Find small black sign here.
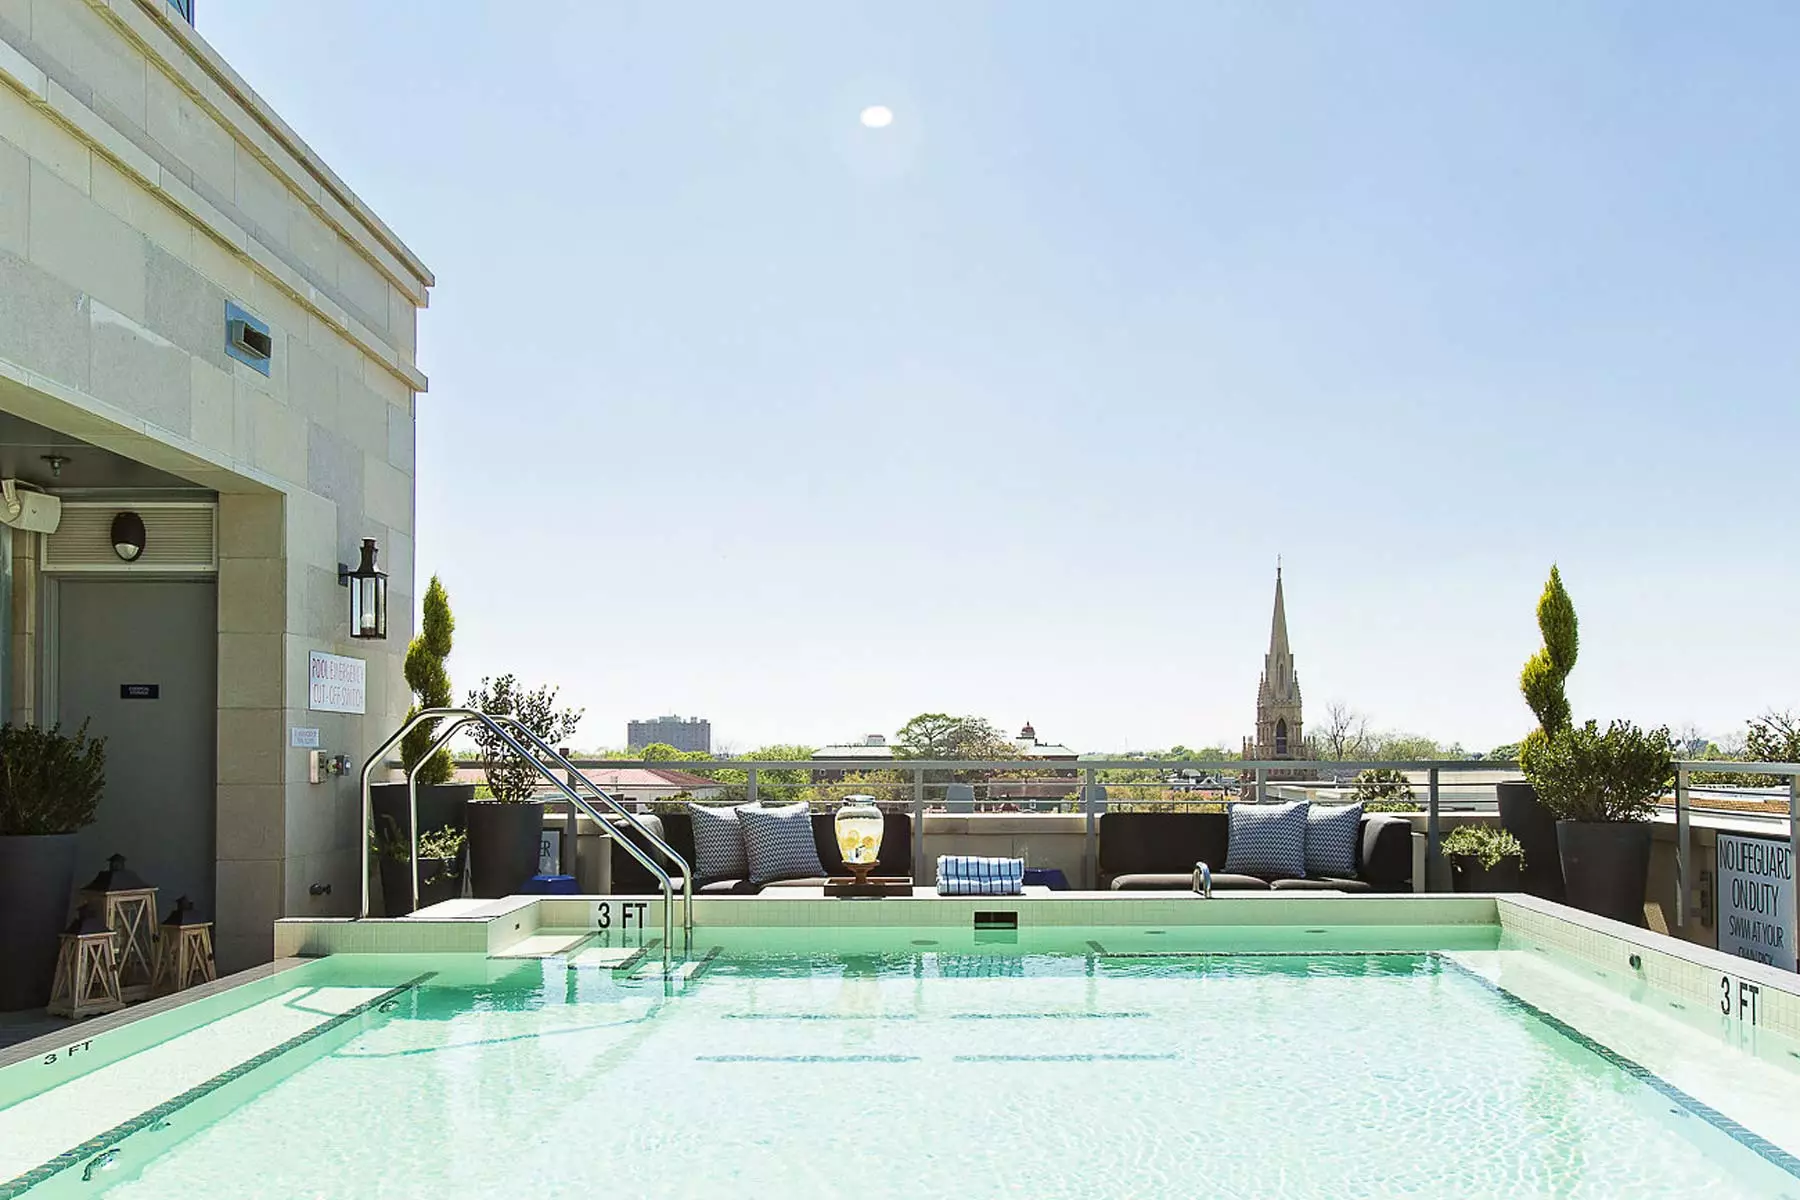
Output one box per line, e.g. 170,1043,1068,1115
120,684,159,700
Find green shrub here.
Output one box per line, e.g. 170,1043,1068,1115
466,675,583,802
1441,825,1525,869
1353,768,1415,807
0,722,107,836
1519,566,1578,754
401,576,456,786
1521,720,1674,824
373,817,467,862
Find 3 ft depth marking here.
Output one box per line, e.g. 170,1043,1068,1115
594,901,650,930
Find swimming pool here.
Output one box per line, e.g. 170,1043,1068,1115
6,913,1800,1199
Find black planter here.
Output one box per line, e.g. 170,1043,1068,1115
1557,821,1652,927
371,783,473,846
0,833,80,1011
1449,855,1524,893
467,801,545,898
371,784,473,916
378,851,468,917
1497,781,1566,903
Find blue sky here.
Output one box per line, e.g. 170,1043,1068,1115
202,2,1800,754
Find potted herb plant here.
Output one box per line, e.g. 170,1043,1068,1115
372,577,473,908
1442,825,1526,892
1497,566,1576,902
0,722,106,1010
374,819,468,915
464,674,582,897
1521,719,1674,926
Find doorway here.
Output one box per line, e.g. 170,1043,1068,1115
56,578,218,915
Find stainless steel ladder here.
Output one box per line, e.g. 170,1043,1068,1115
358,707,693,972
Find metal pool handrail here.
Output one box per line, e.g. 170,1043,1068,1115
482,715,694,944
358,708,690,971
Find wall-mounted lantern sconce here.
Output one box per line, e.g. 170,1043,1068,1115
111,511,146,562
337,538,387,640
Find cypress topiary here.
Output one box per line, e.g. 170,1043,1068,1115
1518,565,1578,754
401,576,455,785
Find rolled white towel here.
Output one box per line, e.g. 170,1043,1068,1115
936,855,1025,896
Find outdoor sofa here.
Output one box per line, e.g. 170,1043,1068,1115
1098,810,1413,892
610,809,913,894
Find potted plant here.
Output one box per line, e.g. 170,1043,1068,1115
1497,566,1577,902
371,577,474,911
373,819,468,915
464,674,582,897
1442,825,1526,892
0,722,106,1010
1522,719,1674,926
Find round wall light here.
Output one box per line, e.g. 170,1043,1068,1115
111,511,146,562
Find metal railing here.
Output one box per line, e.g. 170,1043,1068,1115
1674,760,1800,928
359,708,694,971
463,755,1800,892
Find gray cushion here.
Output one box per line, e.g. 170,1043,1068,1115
1305,802,1362,878
1271,876,1373,893
687,803,747,884
1223,801,1308,880
737,803,827,888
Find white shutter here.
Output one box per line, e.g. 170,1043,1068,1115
41,502,219,573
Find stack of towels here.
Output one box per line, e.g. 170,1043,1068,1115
935,855,1025,896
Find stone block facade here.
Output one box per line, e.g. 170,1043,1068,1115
0,0,432,970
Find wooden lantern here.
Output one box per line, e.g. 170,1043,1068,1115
79,853,158,1003
150,896,216,995
48,903,124,1018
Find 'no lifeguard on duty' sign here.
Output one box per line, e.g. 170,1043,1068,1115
1717,833,1796,972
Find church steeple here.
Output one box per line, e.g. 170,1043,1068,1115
1245,563,1304,761
1269,563,1291,662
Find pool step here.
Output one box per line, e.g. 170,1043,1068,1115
489,932,592,959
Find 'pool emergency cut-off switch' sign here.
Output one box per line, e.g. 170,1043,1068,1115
308,651,366,714
1717,832,1796,971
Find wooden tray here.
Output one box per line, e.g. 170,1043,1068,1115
824,876,914,898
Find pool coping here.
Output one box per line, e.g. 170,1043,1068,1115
0,958,316,1074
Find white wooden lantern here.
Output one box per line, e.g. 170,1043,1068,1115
150,896,216,995
48,903,124,1018
78,853,158,1003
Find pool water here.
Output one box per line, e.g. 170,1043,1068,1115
7,929,1800,1199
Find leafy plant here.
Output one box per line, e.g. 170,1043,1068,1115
400,576,456,786
373,817,467,862
1442,825,1526,870
1521,720,1674,824
1519,566,1578,754
465,675,583,803
1353,768,1415,807
0,722,107,836
1363,797,1422,814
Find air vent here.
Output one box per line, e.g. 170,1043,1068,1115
42,502,218,573
224,301,271,376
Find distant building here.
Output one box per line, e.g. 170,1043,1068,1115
628,715,711,754
1242,566,1307,766
1011,721,1078,762
989,722,1080,806
812,734,894,783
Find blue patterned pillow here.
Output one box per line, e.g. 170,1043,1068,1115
687,803,747,884
1223,801,1309,880
1305,802,1362,877
737,803,827,888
